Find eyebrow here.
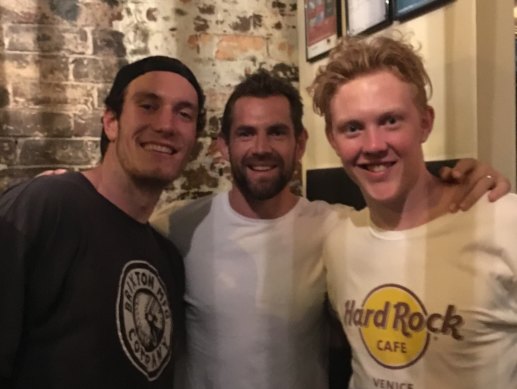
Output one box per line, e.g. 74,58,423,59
131,91,198,110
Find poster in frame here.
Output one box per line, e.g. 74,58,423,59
393,0,454,21
345,0,392,37
304,0,342,62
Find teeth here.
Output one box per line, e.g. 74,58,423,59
367,164,388,172
144,144,174,154
250,166,274,171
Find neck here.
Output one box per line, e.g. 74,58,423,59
228,186,299,219
83,163,163,224
366,172,455,231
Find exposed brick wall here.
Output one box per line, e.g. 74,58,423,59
0,0,299,208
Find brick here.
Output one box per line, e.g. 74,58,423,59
181,164,220,191
97,84,111,109
206,111,222,137
268,39,297,62
12,82,97,110
0,3,53,25
198,4,215,14
194,16,210,33
146,31,178,54
92,29,126,57
269,0,297,16
0,138,16,164
6,25,91,54
71,56,127,83
0,53,69,83
0,109,73,137
18,138,99,165
73,110,104,137
215,35,267,61
49,0,80,23
126,26,151,56
76,2,123,28
0,2,122,26
0,86,9,108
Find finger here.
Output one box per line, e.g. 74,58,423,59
36,168,68,177
448,184,468,213
456,175,495,211
486,175,511,202
449,158,477,181
438,166,455,182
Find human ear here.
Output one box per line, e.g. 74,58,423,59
420,105,435,143
295,129,309,161
102,110,119,142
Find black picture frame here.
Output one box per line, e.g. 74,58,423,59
344,0,392,37
393,0,454,21
304,0,342,62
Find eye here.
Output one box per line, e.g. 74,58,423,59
269,127,288,138
178,110,194,121
139,102,157,111
341,122,362,137
381,114,399,127
235,129,253,138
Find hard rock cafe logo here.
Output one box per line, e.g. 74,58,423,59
344,284,464,369
116,261,172,381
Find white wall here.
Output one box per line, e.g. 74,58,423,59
297,0,516,190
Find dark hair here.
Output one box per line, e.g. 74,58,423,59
220,69,304,141
100,56,206,156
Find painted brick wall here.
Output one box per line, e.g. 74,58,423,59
0,0,299,208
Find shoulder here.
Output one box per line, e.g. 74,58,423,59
472,193,517,219
297,198,352,217
150,193,219,249
0,173,88,218
293,198,353,235
485,193,517,224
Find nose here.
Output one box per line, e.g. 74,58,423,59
363,128,387,154
252,132,273,154
153,108,176,134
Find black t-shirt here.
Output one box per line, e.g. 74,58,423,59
0,173,185,389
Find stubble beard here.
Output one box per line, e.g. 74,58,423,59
230,153,295,201
115,135,183,192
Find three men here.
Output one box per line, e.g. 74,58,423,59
0,56,205,388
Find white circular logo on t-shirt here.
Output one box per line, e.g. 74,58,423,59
116,260,173,380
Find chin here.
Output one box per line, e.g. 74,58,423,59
362,185,402,206
133,170,179,188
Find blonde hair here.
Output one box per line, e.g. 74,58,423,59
311,33,432,130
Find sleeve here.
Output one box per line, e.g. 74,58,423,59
0,183,35,380
0,177,78,381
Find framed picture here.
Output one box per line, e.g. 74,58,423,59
393,0,454,21
304,0,342,62
344,0,392,36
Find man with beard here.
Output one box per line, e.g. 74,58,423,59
0,56,205,389
151,70,510,389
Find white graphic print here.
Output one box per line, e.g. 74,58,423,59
116,260,173,381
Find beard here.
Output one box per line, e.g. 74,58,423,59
230,151,295,201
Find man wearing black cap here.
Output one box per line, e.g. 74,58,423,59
0,56,205,388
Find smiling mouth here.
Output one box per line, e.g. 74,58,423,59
142,143,177,155
360,162,395,172
248,165,276,172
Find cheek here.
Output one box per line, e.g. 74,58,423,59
332,138,357,162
